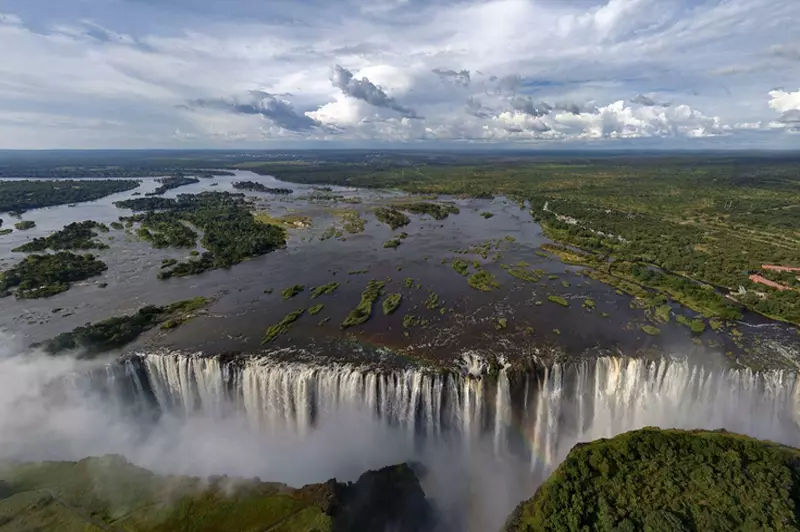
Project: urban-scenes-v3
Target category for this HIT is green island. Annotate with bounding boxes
[374,206,411,229]
[547,295,569,307]
[382,293,403,315]
[0,455,432,532]
[0,252,107,299]
[14,220,35,230]
[480,211,494,219]
[640,324,661,336]
[34,297,210,355]
[0,179,140,213]
[117,192,286,278]
[147,175,199,196]
[264,308,306,343]
[308,303,325,316]
[451,258,470,276]
[13,221,110,252]
[395,201,460,220]
[504,428,800,532]
[247,156,800,326]
[501,262,545,283]
[310,281,339,298]
[232,180,293,194]
[0,228,11,236]
[282,284,305,300]
[342,280,385,328]
[384,238,402,249]
[467,270,500,291]
[676,314,707,334]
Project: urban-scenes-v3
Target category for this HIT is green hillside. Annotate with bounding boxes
[0,456,433,532]
[504,428,800,532]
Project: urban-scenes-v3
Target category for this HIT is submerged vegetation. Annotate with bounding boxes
[35,297,210,355]
[13,221,110,252]
[342,280,385,328]
[504,428,800,532]
[384,238,402,249]
[0,252,107,299]
[0,179,140,213]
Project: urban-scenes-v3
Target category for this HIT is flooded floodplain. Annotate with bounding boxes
[1,171,796,370]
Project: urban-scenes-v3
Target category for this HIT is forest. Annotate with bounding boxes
[147,175,199,195]
[244,155,800,325]
[117,191,286,278]
[0,179,140,213]
[504,427,800,532]
[232,180,293,194]
[0,252,107,298]
[13,221,110,252]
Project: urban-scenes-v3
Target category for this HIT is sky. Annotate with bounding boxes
[0,0,798,149]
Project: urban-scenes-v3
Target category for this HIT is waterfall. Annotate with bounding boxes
[106,353,800,471]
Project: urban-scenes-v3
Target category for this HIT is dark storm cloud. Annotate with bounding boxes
[330,65,419,118]
[432,68,471,87]
[631,94,671,107]
[189,90,320,131]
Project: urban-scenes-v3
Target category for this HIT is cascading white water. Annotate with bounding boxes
[113,352,800,472]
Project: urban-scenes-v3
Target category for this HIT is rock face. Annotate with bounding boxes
[502,427,800,532]
[0,456,435,532]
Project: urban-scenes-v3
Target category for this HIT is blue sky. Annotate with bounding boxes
[0,0,798,149]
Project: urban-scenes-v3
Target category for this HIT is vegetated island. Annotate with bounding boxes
[12,221,110,252]
[0,252,107,299]
[232,180,293,194]
[244,155,800,326]
[146,175,199,196]
[34,297,210,356]
[0,455,435,532]
[0,179,140,213]
[115,192,286,279]
[504,427,800,532]
[14,220,35,230]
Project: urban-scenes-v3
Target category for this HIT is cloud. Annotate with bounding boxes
[330,65,419,118]
[770,45,800,62]
[432,68,471,87]
[189,91,320,131]
[630,94,671,107]
[510,97,551,118]
[768,89,800,113]
[1,0,799,147]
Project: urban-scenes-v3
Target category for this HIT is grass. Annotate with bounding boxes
[655,304,672,323]
[501,262,544,283]
[425,291,440,310]
[383,239,402,249]
[676,314,707,334]
[640,324,661,336]
[308,304,324,316]
[452,259,470,276]
[467,270,500,291]
[583,298,596,310]
[263,308,305,343]
[547,295,569,307]
[382,293,402,315]
[496,317,508,329]
[282,284,305,300]
[310,281,339,299]
[480,212,494,219]
[342,280,385,329]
